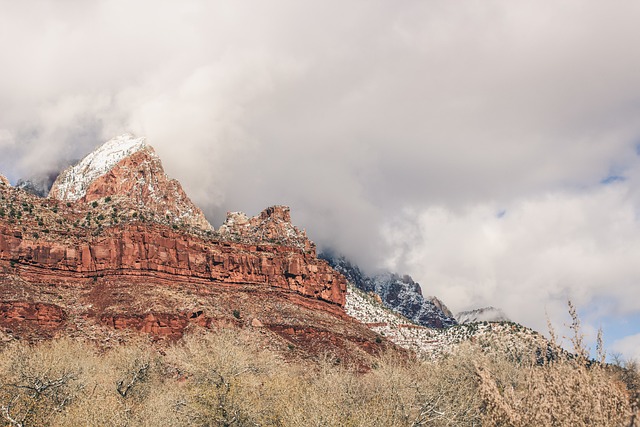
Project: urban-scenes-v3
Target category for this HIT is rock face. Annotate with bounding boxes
[321,252,457,328]
[0,221,346,307]
[49,134,213,232]
[49,134,147,202]
[430,296,455,319]
[456,307,509,324]
[0,301,67,332]
[15,169,63,198]
[0,136,390,365]
[0,175,9,187]
[218,206,312,251]
[16,179,49,198]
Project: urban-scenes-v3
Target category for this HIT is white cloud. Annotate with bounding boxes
[1,1,640,350]
[611,333,640,362]
[0,130,13,147]
[382,180,640,337]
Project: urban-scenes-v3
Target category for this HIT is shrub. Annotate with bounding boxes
[0,311,635,426]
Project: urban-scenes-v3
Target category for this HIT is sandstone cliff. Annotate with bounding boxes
[49,134,213,232]
[0,220,345,307]
[0,137,388,365]
[218,206,313,251]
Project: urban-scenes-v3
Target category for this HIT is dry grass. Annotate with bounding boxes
[0,326,637,426]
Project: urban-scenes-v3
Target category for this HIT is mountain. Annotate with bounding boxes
[49,134,212,232]
[15,177,51,198]
[2,137,636,425]
[345,281,550,360]
[320,252,457,328]
[14,160,72,198]
[456,306,509,324]
[0,135,392,366]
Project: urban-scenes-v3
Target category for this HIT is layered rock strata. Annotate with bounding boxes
[0,136,389,365]
[218,206,312,250]
[0,221,346,307]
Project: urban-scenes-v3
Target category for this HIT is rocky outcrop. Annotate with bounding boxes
[321,252,457,328]
[218,206,312,251]
[16,169,63,198]
[100,311,215,340]
[368,273,457,328]
[16,179,49,197]
[49,134,147,201]
[0,175,9,187]
[0,181,383,362]
[0,221,346,307]
[0,301,67,331]
[49,134,213,232]
[0,135,393,366]
[429,296,455,319]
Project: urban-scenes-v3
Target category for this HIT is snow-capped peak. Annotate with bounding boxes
[50,134,147,201]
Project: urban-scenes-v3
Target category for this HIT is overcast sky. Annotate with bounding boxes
[1,1,640,360]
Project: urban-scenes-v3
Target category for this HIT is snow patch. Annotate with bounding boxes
[51,134,147,201]
[345,284,544,360]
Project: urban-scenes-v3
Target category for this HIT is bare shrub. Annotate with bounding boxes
[0,338,87,427]
[0,316,635,426]
[162,328,286,426]
[476,302,633,426]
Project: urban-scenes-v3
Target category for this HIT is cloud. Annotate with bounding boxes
[2,0,640,357]
[612,333,640,362]
[382,179,640,340]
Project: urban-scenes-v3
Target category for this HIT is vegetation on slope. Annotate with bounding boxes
[0,325,637,427]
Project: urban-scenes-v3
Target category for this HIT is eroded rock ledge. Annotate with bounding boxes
[0,221,346,307]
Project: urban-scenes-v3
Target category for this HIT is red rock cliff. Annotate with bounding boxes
[0,220,346,307]
[0,137,390,365]
[49,134,213,232]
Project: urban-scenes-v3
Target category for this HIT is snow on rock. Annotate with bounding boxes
[344,283,454,359]
[345,284,546,360]
[49,134,147,201]
[321,252,457,328]
[16,178,50,198]
[49,134,213,232]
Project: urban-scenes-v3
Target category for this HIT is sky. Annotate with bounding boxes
[1,1,640,360]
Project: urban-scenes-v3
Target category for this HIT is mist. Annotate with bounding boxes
[2,0,640,358]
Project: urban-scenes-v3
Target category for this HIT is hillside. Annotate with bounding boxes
[321,252,457,328]
[0,135,638,426]
[0,136,392,367]
[345,283,549,361]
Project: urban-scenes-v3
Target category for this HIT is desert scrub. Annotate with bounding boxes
[474,301,634,427]
[0,325,636,426]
